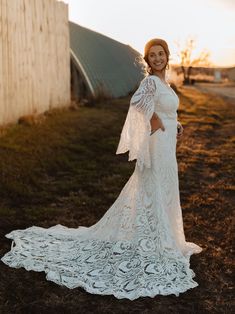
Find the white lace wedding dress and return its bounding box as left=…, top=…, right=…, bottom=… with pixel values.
left=1, top=75, right=203, bottom=300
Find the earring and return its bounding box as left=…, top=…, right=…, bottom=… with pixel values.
left=166, top=63, right=169, bottom=70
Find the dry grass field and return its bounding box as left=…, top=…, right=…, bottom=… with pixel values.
left=0, top=85, right=234, bottom=314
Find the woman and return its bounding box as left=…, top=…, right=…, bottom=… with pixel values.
left=1, top=38, right=203, bottom=300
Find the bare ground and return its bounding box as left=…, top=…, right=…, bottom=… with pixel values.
left=193, top=82, right=235, bottom=103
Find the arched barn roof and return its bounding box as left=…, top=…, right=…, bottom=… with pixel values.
left=69, top=21, right=145, bottom=99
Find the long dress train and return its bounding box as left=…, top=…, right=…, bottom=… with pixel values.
left=1, top=75, right=203, bottom=300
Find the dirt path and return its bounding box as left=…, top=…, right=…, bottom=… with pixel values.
left=193, top=82, right=235, bottom=104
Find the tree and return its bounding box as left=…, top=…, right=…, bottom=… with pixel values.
left=175, top=37, right=211, bottom=85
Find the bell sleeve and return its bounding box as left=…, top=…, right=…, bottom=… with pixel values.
left=116, top=76, right=158, bottom=171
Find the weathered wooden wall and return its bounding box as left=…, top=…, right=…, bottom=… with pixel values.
left=0, top=0, right=70, bottom=126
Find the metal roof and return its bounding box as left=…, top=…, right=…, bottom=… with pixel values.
left=69, top=21, right=145, bottom=98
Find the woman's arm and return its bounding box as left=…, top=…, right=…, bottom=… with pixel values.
left=150, top=112, right=165, bottom=135
left=130, top=76, right=165, bottom=134
left=130, top=76, right=156, bottom=120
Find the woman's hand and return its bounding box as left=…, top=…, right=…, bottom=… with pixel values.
left=176, top=121, right=184, bottom=138
left=150, top=113, right=165, bottom=135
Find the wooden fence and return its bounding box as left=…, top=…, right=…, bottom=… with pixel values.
left=0, top=0, right=70, bottom=126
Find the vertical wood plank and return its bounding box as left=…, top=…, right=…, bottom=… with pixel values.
left=0, top=0, right=71, bottom=125
left=1, top=0, right=8, bottom=124
left=0, top=1, right=3, bottom=124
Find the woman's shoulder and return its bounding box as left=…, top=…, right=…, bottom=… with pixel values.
left=139, top=75, right=159, bottom=91
left=141, top=74, right=159, bottom=82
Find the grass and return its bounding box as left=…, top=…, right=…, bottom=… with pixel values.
left=0, top=86, right=234, bottom=314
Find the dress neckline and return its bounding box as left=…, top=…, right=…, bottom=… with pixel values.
left=149, top=75, right=171, bottom=88
left=149, top=74, right=178, bottom=99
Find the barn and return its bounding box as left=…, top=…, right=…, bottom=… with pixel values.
left=69, top=21, right=145, bottom=102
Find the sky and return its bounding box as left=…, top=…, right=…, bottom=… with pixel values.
left=61, top=0, right=235, bottom=67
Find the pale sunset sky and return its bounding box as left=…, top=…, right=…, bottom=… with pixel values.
left=62, top=0, right=235, bottom=68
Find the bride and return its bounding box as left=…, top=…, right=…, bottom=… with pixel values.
left=1, top=38, right=203, bottom=300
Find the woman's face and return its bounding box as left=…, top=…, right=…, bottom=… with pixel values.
left=147, top=45, right=168, bottom=72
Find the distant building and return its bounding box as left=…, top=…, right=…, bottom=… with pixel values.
left=214, top=69, right=221, bottom=82
left=227, top=67, right=235, bottom=82
left=69, top=22, right=145, bottom=101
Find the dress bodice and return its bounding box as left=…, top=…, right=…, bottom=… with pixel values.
left=150, top=75, right=179, bottom=121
